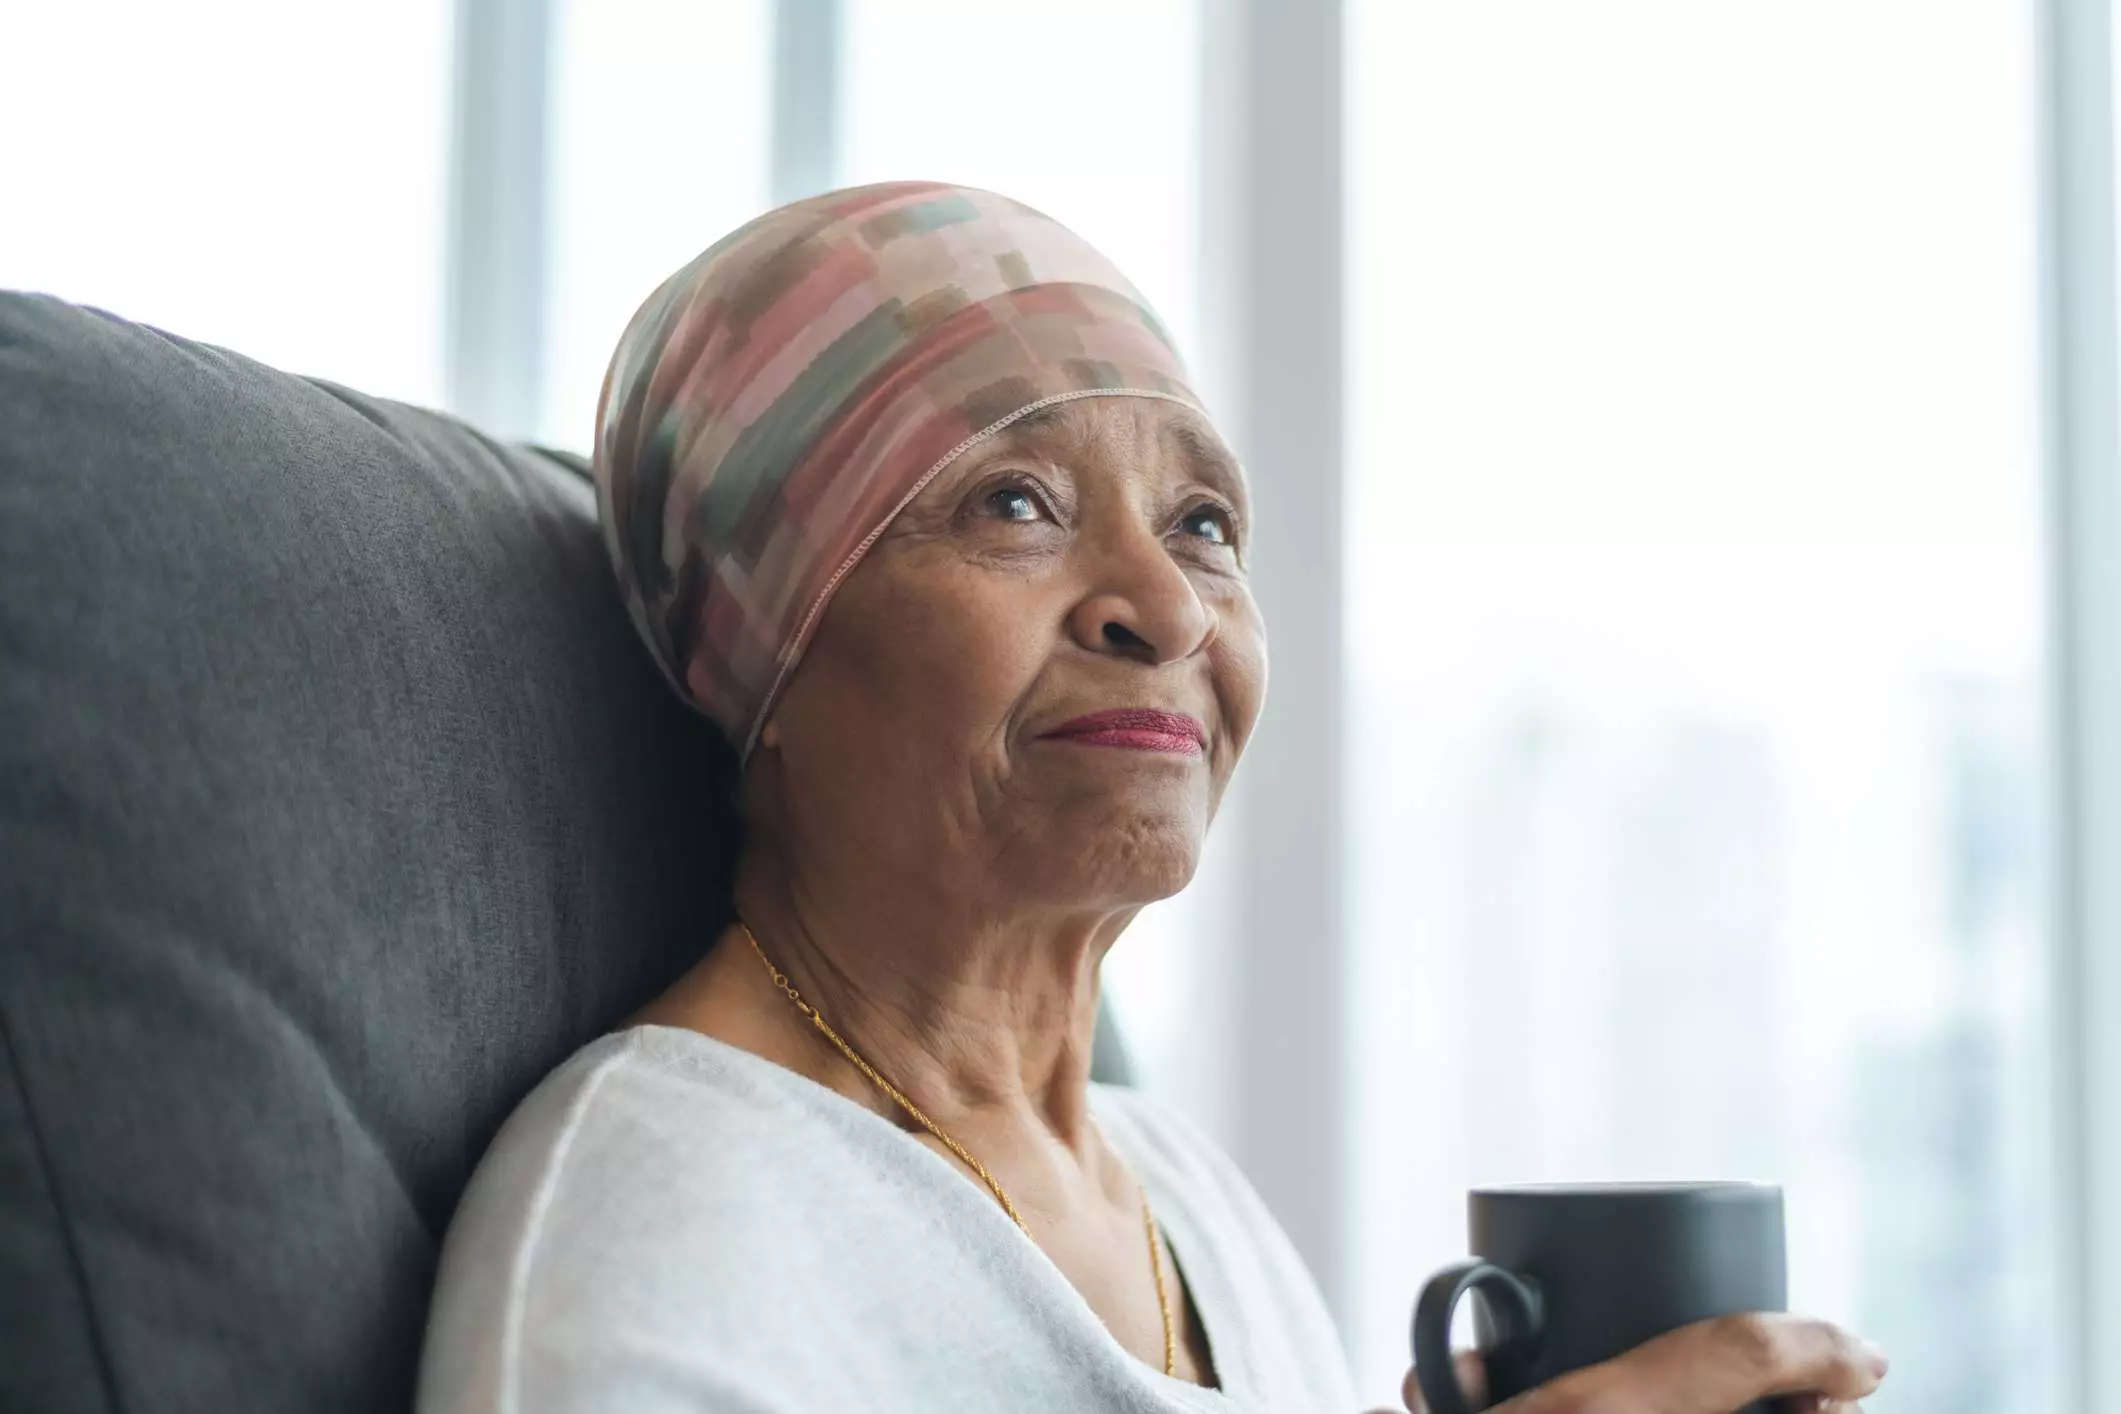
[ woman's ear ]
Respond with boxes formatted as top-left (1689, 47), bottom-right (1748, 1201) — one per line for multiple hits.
top-left (758, 715), bottom-right (782, 751)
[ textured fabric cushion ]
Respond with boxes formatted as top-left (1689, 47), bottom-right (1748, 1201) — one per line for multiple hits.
top-left (0, 294), bottom-right (745, 1414)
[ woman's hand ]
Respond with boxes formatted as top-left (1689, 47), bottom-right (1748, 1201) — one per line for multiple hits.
top-left (1375, 1312), bottom-right (1889, 1414)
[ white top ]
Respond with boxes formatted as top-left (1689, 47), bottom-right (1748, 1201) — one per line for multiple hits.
top-left (416, 1024), bottom-right (1356, 1414)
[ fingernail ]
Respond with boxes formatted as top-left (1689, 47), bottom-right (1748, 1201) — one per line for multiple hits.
top-left (1860, 1339), bottom-right (1891, 1378)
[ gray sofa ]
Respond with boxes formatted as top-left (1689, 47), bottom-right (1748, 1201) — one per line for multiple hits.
top-left (0, 293), bottom-right (1130, 1413)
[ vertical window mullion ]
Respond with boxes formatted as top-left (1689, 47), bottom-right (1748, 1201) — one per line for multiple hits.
top-left (772, 0), bottom-right (841, 205)
top-left (445, 0), bottom-right (552, 442)
top-left (1199, 0), bottom-right (1352, 1323)
top-left (2035, 2), bottom-right (2121, 1409)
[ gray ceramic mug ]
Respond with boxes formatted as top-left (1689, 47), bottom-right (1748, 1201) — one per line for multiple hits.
top-left (1412, 1182), bottom-right (1788, 1414)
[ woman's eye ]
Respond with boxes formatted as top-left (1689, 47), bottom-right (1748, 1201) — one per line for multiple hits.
top-left (1179, 506), bottom-right (1233, 545)
top-left (984, 486), bottom-right (1044, 522)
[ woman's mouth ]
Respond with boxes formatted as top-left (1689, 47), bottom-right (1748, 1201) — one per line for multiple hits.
top-left (1040, 709), bottom-right (1207, 756)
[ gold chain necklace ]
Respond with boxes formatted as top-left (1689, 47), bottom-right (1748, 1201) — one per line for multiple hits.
top-left (740, 919), bottom-right (1178, 1378)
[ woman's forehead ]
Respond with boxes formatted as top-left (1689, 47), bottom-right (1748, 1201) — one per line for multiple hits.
top-left (985, 398), bottom-right (1246, 497)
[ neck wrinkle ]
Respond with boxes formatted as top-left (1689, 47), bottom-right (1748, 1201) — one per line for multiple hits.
top-left (731, 842), bottom-right (1116, 1154)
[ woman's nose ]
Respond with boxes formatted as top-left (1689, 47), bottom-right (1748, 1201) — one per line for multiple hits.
top-left (1066, 527), bottom-right (1217, 665)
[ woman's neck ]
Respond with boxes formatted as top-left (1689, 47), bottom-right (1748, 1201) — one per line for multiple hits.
top-left (715, 841), bottom-right (1130, 1151)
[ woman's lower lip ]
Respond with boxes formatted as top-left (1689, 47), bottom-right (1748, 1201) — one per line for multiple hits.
top-left (1044, 727), bottom-right (1205, 756)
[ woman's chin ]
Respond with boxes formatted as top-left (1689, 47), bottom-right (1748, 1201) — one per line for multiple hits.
top-left (1042, 806), bottom-right (1207, 905)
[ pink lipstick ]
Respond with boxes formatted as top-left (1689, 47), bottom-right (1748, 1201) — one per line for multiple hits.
top-left (1041, 708), bottom-right (1207, 756)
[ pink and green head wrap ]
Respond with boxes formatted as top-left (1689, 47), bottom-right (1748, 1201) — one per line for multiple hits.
top-left (591, 180), bottom-right (1224, 758)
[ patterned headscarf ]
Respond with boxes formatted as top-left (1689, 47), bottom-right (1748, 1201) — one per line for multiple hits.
top-left (592, 180), bottom-right (1225, 758)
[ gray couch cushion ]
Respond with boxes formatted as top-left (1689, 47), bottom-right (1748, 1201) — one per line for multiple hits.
top-left (0, 293), bottom-right (741, 1413)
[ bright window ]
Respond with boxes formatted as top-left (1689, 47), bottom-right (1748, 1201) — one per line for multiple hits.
top-left (1345, 3), bottom-right (2057, 1409)
top-left (0, 1), bottom-right (453, 407)
top-left (838, 0), bottom-right (1203, 368)
top-left (537, 0), bottom-right (774, 451)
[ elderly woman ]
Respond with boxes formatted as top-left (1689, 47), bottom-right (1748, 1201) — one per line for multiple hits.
top-left (416, 182), bottom-right (1887, 1413)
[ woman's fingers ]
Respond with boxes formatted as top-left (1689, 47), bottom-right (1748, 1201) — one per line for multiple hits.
top-left (1498, 1314), bottom-right (1887, 1414)
top-left (1401, 1351), bottom-right (1489, 1412)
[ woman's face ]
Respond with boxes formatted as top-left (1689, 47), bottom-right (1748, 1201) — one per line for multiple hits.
top-left (753, 396), bottom-right (1266, 913)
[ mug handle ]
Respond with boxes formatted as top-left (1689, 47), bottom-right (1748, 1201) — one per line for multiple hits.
top-left (1411, 1259), bottom-right (1545, 1414)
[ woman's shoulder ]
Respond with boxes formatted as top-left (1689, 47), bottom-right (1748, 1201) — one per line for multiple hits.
top-left (445, 1026), bottom-right (850, 1248)
top-left (446, 1029), bottom-right (908, 1307)
top-left (418, 1027), bottom-right (880, 1411)
top-left (463, 1027), bottom-right (797, 1184)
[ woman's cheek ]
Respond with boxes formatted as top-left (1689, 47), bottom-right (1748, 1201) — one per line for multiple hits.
top-left (1217, 597), bottom-right (1270, 745)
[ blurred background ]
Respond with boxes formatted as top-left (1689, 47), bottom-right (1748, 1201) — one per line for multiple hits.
top-left (5, 2), bottom-right (2117, 1410)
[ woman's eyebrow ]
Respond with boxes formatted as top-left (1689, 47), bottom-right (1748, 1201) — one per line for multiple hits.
top-left (1167, 423), bottom-right (1244, 496)
top-left (1009, 405), bottom-right (1071, 439)
top-left (968, 406), bottom-right (1074, 466)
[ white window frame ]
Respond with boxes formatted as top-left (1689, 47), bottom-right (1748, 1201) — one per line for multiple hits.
top-left (445, 0), bottom-right (551, 442)
top-left (771, 0), bottom-right (840, 204)
top-left (1197, 0), bottom-right (1352, 1323)
top-left (2037, 2), bottom-right (2121, 1410)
